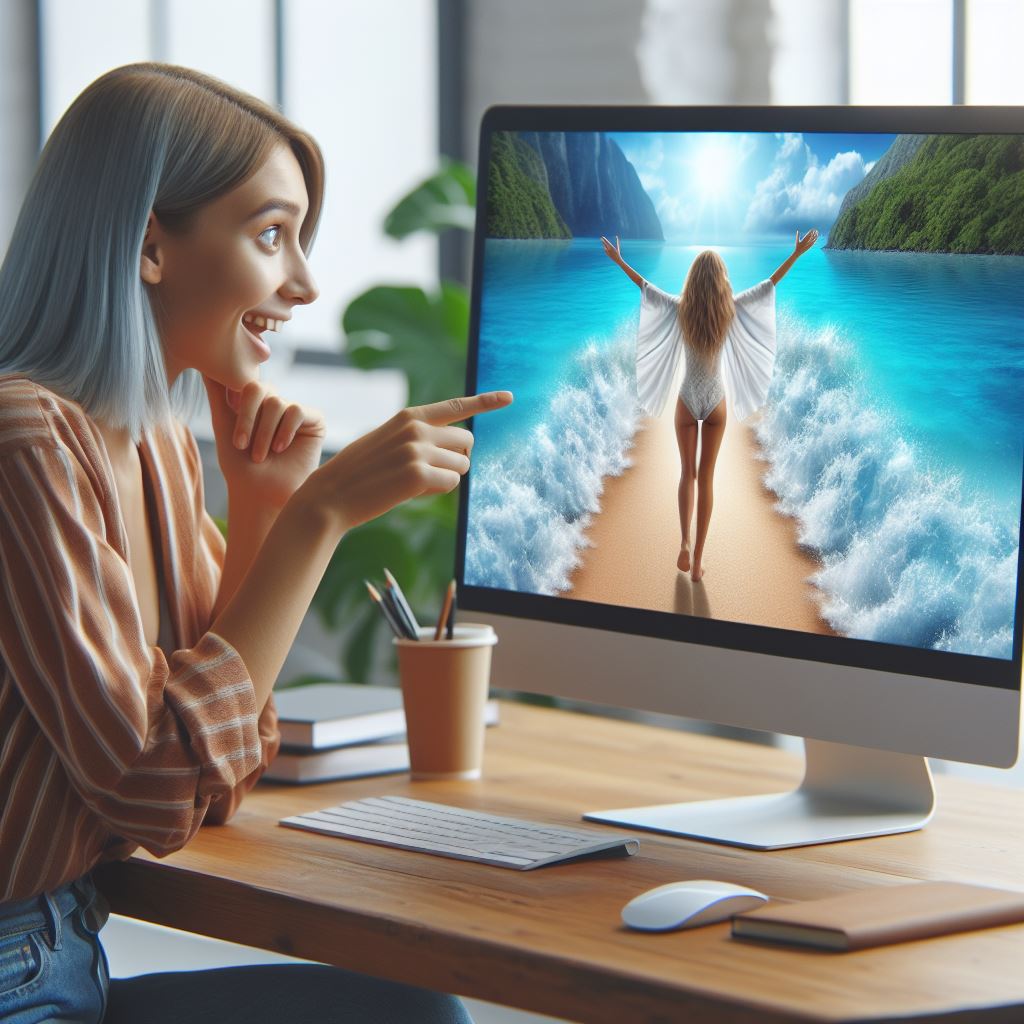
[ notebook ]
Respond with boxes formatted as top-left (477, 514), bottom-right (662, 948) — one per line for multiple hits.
top-left (264, 740), bottom-right (410, 784)
top-left (273, 682), bottom-right (499, 749)
top-left (731, 881), bottom-right (1024, 951)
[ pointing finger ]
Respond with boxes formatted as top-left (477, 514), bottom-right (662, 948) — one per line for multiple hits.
top-left (409, 391), bottom-right (514, 427)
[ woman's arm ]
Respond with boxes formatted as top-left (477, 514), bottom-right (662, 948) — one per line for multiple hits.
top-left (601, 235), bottom-right (645, 288)
top-left (208, 391), bottom-right (513, 713)
top-left (770, 228), bottom-right (819, 286)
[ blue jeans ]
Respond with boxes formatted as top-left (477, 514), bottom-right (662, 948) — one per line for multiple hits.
top-left (0, 874), bottom-right (474, 1023)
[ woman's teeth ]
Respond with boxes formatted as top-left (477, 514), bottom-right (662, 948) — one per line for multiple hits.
top-left (243, 313), bottom-right (282, 332)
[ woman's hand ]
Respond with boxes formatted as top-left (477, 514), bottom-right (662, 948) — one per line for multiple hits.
top-left (771, 228), bottom-right (820, 286)
top-left (794, 228), bottom-right (819, 257)
top-left (601, 234), bottom-right (645, 289)
top-left (303, 391), bottom-right (513, 534)
top-left (204, 376), bottom-right (327, 512)
top-left (600, 235), bottom-right (623, 263)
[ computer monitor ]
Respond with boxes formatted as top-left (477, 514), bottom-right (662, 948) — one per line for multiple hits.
top-left (456, 105), bottom-right (1024, 850)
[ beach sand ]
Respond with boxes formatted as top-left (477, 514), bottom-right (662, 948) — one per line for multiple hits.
top-left (564, 402), bottom-right (834, 634)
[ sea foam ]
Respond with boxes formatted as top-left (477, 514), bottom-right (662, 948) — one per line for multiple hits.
top-left (465, 328), bottom-right (641, 594)
top-left (756, 311), bottom-right (1019, 658)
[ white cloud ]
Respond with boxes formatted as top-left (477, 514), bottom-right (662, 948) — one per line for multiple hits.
top-left (745, 139), bottom-right (872, 232)
top-left (638, 171), bottom-right (665, 193)
top-left (656, 193), bottom-right (697, 234)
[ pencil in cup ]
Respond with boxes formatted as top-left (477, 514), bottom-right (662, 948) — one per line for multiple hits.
top-left (383, 568), bottom-right (421, 638)
top-left (435, 579), bottom-right (457, 641)
top-left (365, 580), bottom-right (415, 640)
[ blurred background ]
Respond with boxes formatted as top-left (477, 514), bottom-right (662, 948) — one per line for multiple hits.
top-left (1, 2), bottom-right (1021, 1020)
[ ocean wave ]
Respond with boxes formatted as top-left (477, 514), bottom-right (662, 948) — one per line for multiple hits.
top-left (756, 311), bottom-right (1020, 658)
top-left (465, 328), bottom-right (641, 594)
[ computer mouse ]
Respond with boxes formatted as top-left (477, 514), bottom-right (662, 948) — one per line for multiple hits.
top-left (621, 879), bottom-right (769, 932)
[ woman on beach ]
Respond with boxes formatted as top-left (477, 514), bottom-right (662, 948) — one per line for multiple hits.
top-left (601, 231), bottom-right (817, 582)
top-left (0, 63), bottom-right (510, 1023)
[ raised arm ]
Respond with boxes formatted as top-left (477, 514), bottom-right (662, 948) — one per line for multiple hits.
top-left (601, 234), bottom-right (645, 288)
top-left (770, 228), bottom-right (819, 286)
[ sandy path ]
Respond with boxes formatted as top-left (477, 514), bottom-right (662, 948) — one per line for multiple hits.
top-left (564, 402), bottom-right (833, 635)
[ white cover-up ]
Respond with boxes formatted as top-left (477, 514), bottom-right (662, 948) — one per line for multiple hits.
top-left (635, 278), bottom-right (777, 422)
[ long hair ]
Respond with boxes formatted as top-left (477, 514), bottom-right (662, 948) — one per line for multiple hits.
top-left (0, 63), bottom-right (325, 442)
top-left (679, 250), bottom-right (735, 358)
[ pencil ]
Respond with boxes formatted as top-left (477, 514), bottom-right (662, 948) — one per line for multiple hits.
top-left (365, 580), bottom-right (410, 640)
top-left (446, 583), bottom-right (457, 640)
top-left (383, 568), bottom-right (421, 638)
top-left (434, 578), bottom-right (456, 641)
top-left (382, 586), bottom-right (417, 640)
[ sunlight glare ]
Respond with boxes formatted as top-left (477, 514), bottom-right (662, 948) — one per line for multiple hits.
top-left (691, 139), bottom-right (737, 202)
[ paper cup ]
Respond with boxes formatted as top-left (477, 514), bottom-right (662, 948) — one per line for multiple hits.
top-left (394, 624), bottom-right (498, 780)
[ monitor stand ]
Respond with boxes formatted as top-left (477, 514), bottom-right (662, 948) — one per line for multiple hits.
top-left (583, 738), bottom-right (936, 850)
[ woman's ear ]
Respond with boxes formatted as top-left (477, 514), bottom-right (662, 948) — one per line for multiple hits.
top-left (140, 212), bottom-right (164, 285)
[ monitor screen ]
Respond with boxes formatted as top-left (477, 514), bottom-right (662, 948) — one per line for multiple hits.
top-left (459, 110), bottom-right (1024, 691)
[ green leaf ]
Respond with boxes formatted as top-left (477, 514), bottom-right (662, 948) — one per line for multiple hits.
top-left (343, 285), bottom-right (467, 406)
top-left (312, 518), bottom-right (418, 630)
top-left (314, 160), bottom-right (478, 683)
top-left (383, 158), bottom-right (476, 240)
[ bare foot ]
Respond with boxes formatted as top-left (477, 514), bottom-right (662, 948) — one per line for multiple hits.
top-left (677, 546), bottom-right (691, 572)
top-left (691, 563), bottom-right (705, 583)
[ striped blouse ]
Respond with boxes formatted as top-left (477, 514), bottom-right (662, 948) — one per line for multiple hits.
top-left (0, 374), bottom-right (280, 903)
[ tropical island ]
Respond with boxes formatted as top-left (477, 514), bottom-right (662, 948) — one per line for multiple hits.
top-left (827, 133), bottom-right (1024, 255)
top-left (486, 130), bottom-right (663, 241)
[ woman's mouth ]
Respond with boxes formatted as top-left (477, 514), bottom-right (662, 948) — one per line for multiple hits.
top-left (241, 312), bottom-right (280, 359)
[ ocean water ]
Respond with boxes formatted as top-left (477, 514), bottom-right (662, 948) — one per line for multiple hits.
top-left (466, 238), bottom-right (1024, 658)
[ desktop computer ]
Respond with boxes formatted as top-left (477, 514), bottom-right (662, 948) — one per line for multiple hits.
top-left (457, 105), bottom-right (1024, 849)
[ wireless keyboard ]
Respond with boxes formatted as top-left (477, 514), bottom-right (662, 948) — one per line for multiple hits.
top-left (280, 795), bottom-right (640, 869)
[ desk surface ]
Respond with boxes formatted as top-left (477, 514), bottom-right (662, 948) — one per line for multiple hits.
top-left (95, 702), bottom-right (1024, 1024)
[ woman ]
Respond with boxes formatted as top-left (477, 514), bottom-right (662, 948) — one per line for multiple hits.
top-left (0, 63), bottom-right (511, 1023)
top-left (601, 231), bottom-right (817, 582)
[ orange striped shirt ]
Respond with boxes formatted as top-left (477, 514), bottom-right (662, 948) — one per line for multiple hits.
top-left (0, 374), bottom-right (279, 902)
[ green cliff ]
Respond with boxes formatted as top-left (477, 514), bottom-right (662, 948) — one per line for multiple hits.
top-left (486, 132), bottom-right (571, 239)
top-left (827, 134), bottom-right (1024, 255)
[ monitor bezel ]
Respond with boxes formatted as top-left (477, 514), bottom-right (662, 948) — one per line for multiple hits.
top-left (457, 105), bottom-right (1024, 694)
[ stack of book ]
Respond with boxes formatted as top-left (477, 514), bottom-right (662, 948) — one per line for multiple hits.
top-left (265, 682), bottom-right (500, 784)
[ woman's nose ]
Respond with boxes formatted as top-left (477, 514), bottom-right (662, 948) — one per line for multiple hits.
top-left (284, 262), bottom-right (319, 306)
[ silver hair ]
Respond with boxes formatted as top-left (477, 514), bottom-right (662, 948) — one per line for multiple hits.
top-left (0, 63), bottom-right (323, 443)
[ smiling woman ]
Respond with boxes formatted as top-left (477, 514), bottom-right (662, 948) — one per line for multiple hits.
top-left (0, 62), bottom-right (507, 1024)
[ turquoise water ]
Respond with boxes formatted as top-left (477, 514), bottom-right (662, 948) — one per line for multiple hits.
top-left (476, 239), bottom-right (1024, 507)
top-left (467, 238), bottom-right (1023, 658)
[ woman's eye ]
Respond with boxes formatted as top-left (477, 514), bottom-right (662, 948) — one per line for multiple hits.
top-left (258, 225), bottom-right (281, 250)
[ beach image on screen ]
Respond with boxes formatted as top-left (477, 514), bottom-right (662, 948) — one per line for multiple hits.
top-left (464, 129), bottom-right (1024, 659)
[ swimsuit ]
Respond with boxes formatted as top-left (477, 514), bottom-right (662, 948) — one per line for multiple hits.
top-left (679, 350), bottom-right (725, 421)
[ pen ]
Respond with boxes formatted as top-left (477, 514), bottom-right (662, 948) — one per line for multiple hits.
top-left (435, 578), bottom-right (456, 641)
top-left (365, 580), bottom-right (410, 640)
top-left (383, 568), bottom-right (421, 639)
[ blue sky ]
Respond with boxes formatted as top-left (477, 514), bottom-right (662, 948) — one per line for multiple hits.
top-left (607, 131), bottom-right (897, 243)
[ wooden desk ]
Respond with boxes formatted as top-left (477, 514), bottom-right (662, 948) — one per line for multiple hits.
top-left (95, 702), bottom-right (1024, 1023)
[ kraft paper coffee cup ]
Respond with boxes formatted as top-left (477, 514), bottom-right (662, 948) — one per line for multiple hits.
top-left (394, 624), bottom-right (498, 781)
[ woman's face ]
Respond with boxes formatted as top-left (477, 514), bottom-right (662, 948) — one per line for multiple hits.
top-left (142, 144), bottom-right (319, 389)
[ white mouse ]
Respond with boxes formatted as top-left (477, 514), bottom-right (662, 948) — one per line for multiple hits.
top-left (621, 879), bottom-right (768, 932)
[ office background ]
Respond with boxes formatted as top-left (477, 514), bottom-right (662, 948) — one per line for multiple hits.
top-left (1, 2), bottom-right (1021, 1021)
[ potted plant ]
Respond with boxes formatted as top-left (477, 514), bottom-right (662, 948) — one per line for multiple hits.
top-left (304, 159), bottom-right (476, 683)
